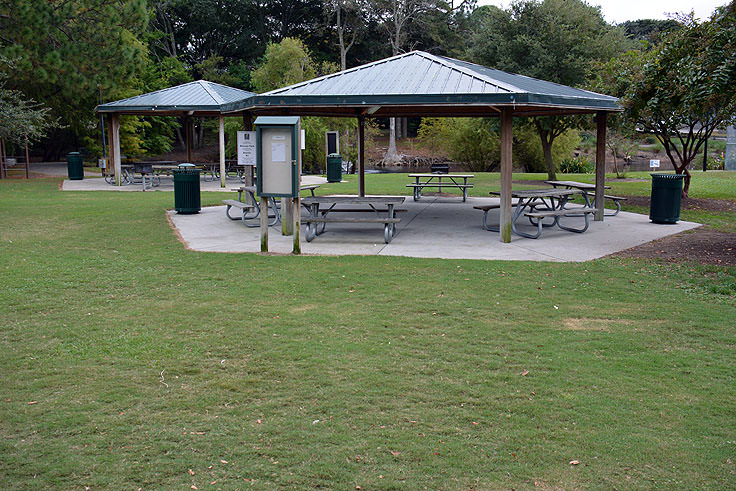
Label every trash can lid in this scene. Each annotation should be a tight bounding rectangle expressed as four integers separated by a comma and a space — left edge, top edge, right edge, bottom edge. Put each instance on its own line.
178, 163, 196, 168
67, 151, 80, 155
327, 153, 341, 157
650, 173, 684, 179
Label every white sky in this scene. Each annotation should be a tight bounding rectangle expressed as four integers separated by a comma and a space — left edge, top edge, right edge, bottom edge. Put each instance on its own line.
475, 0, 729, 24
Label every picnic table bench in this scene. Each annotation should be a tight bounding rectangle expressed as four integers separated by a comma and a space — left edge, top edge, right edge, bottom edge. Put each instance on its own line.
407, 173, 474, 202
488, 188, 595, 239
545, 180, 627, 216
301, 196, 405, 243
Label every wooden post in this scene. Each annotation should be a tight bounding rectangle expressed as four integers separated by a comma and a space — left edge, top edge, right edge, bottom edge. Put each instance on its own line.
499, 108, 513, 243
292, 197, 301, 254
358, 116, 365, 197
185, 116, 192, 163
595, 111, 607, 221
260, 197, 268, 252
219, 114, 226, 188
0, 139, 6, 179
24, 138, 30, 179
293, 119, 302, 254
282, 197, 294, 235
242, 112, 255, 203
111, 114, 121, 186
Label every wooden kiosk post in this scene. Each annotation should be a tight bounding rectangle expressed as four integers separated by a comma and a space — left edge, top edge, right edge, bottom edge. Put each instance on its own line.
254, 116, 302, 254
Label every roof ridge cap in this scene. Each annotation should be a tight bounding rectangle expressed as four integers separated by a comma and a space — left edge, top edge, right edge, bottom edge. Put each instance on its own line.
199, 80, 225, 104
97, 80, 202, 106
425, 53, 524, 93
264, 51, 422, 95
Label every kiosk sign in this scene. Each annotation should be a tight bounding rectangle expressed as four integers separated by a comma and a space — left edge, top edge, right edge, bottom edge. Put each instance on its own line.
255, 116, 300, 198
237, 131, 256, 166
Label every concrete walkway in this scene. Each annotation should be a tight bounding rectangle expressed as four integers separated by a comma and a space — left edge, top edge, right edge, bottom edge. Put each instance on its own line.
61, 174, 326, 192
169, 196, 700, 262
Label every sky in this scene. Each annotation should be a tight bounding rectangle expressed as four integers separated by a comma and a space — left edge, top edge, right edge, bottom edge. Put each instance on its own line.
474, 0, 729, 24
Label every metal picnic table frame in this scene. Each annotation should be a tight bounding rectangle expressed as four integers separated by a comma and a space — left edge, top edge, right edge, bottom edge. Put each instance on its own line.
301, 196, 405, 243
407, 173, 474, 202
489, 188, 593, 239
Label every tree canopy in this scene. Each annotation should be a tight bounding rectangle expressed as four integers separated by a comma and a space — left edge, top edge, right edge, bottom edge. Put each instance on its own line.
609, 3, 736, 195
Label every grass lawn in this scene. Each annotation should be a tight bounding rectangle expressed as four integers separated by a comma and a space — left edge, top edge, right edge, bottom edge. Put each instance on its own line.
1, 177, 734, 489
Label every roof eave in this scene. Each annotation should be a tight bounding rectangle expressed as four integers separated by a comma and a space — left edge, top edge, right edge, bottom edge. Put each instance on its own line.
221, 93, 621, 114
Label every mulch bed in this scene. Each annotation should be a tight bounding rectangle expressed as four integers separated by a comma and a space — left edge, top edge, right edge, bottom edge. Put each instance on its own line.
611, 228, 736, 266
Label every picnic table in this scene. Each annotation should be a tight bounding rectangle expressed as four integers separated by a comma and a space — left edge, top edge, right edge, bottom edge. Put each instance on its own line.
545, 180, 626, 216
488, 188, 596, 239
407, 173, 474, 202
224, 184, 321, 226
301, 196, 405, 243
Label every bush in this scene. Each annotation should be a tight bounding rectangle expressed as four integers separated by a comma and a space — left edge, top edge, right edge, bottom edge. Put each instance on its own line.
706, 153, 725, 170
513, 126, 581, 172
559, 155, 594, 173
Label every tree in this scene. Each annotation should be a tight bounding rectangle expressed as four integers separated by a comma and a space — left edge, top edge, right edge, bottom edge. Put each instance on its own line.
0, 0, 148, 154
615, 4, 736, 196
0, 58, 56, 147
469, 0, 631, 179
251, 38, 338, 93
372, 0, 443, 162
620, 19, 680, 45
325, 0, 367, 70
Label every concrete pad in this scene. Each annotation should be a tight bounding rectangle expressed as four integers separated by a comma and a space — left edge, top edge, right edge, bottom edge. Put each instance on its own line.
169, 195, 701, 262
61, 175, 326, 192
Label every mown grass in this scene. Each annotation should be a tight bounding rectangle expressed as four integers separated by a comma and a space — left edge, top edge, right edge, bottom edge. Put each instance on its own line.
0, 178, 734, 489
315, 171, 736, 232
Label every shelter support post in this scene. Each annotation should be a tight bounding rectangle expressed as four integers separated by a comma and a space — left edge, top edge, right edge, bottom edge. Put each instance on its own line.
111, 114, 121, 186
499, 108, 513, 243
24, 138, 30, 179
219, 115, 226, 188
358, 115, 365, 197
242, 112, 255, 193
185, 117, 192, 163
1, 139, 6, 179
595, 111, 607, 221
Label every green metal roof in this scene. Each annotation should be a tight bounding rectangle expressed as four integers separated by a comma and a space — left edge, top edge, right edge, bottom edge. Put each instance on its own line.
254, 116, 301, 125
96, 80, 255, 114
222, 51, 619, 116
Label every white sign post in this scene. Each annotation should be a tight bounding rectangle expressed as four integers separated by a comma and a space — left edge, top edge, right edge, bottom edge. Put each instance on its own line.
237, 131, 256, 166
649, 159, 660, 169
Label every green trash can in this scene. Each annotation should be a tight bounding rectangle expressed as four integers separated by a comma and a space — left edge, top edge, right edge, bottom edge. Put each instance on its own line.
173, 163, 201, 214
649, 173, 684, 224
326, 153, 342, 183
66, 152, 84, 180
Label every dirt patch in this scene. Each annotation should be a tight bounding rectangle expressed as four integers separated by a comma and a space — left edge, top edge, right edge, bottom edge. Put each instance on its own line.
624, 195, 736, 213
563, 318, 617, 331
612, 227, 736, 266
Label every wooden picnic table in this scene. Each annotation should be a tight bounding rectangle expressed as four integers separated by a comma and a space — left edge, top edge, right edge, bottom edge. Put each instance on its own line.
545, 180, 626, 216
407, 173, 474, 202
489, 188, 595, 239
301, 196, 405, 243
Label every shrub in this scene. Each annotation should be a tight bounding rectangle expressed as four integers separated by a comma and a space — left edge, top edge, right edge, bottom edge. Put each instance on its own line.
559, 155, 594, 173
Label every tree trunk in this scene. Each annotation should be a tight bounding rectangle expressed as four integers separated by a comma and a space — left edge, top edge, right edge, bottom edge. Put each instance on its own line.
385, 118, 399, 163
541, 137, 556, 180
673, 163, 692, 197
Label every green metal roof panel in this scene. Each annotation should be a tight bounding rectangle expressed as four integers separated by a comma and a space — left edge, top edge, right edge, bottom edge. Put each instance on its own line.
96, 80, 255, 113
253, 116, 300, 125
221, 51, 619, 113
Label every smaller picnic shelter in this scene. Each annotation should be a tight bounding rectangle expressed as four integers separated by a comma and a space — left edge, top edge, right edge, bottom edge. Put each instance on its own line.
96, 80, 255, 187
